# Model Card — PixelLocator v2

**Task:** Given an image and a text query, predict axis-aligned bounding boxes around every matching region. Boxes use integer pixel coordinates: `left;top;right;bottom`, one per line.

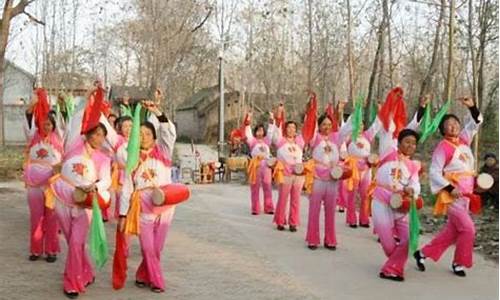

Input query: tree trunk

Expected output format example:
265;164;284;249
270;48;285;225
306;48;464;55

307;0;313;90
386;2;394;86
366;0;388;120
419;0;446;100
346;0;354;103
444;0;455;101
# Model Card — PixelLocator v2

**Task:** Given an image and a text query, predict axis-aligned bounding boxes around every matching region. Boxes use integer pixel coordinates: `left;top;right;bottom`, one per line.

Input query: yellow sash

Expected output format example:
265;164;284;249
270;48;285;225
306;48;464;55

44;173;77;209
344;155;361;191
303;159;315;194
111;162;124;191
273;161;285;184
433;171;476;216
247;156;264;185
124;191;141;235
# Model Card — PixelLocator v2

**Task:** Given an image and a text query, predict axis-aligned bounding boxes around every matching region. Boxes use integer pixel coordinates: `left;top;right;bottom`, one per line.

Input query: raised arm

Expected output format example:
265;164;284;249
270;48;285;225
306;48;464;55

363;117;382;142
64;106;85;152
337;114;354;145
143;100;176;158
99;113;120;150
407;96;429;132
377;119;398;158
24;111;36;142
459;97;483;145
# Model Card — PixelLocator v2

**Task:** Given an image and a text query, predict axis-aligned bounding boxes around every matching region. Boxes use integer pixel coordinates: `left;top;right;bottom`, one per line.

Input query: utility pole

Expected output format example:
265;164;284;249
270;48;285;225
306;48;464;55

218;0;226;161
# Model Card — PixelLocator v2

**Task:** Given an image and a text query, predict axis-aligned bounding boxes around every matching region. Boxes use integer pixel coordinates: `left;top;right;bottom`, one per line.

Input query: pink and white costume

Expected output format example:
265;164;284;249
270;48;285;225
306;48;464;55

420;110;483;269
372;115;421;278
305;118;353;247
50;109;112;293
120;114;177;291
270;124;305;228
342;120;381;226
244;124;274;214
23;115;63;257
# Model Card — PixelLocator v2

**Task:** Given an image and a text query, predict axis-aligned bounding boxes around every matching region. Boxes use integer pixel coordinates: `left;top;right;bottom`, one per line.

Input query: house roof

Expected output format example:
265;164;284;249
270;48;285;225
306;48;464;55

109;85;151;103
177;85;234;111
5;60;35;81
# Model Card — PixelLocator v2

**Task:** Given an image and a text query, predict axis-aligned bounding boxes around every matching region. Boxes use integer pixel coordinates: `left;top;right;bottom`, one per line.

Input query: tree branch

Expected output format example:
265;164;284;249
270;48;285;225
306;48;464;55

191;6;212;33
11;0;36;18
23;10;44;25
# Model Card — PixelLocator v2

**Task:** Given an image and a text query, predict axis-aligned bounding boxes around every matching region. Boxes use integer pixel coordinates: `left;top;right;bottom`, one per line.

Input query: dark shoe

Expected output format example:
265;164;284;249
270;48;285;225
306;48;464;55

307;245;318;250
46;255;57;263
266;211;274;215
452;264;466;277
379;272;404;282
135;280;147;288
85;277;95;287
359;223;370;228
413;250;426;272
324;244;337;251
289;225;297;232
277;225;285;231
349;224;358;228
64;291;79;299
29;254;40;261
251;212;258;215
338;208;345;213
151;286;164;293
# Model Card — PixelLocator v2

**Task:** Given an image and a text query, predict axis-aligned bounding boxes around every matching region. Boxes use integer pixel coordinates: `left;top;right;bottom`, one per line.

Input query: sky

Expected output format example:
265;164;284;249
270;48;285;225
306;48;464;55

5;0;439;78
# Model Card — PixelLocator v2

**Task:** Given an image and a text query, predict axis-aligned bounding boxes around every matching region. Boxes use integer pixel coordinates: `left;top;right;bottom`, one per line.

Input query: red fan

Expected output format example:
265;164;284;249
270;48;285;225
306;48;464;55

302;91;318;144
33;88;50;137
378;87;407;138
325;102;339;132
81;87;106;134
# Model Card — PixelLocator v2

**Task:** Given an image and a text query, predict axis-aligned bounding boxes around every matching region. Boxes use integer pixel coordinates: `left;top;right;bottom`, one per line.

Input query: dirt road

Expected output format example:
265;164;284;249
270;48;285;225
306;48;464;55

0;181;497;300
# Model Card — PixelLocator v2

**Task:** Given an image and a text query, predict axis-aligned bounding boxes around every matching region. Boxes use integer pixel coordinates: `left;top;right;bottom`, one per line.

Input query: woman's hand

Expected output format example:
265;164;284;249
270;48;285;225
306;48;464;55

142;100;162;116
451;188;462;198
403;187;414;197
459;97;475;108
118;217;126;232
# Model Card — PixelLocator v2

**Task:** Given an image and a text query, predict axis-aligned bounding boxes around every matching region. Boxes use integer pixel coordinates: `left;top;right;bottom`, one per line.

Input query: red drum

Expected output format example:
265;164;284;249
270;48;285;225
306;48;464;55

330;166;352;180
152;184;191;206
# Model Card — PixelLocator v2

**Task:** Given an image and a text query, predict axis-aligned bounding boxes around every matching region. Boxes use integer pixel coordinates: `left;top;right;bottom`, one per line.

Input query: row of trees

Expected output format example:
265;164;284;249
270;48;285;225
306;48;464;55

0;0;498;154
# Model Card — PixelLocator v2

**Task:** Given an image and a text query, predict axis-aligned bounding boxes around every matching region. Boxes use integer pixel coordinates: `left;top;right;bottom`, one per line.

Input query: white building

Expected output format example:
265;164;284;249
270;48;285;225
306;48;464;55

3;60;36;144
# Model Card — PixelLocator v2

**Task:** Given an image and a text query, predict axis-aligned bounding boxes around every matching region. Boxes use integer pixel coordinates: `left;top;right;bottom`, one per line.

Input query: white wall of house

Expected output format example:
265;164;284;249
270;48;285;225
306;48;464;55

3;62;35;144
176;109;201;141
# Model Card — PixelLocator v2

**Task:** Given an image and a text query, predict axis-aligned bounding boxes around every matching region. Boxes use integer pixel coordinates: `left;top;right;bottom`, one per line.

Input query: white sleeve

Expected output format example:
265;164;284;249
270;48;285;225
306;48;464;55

119;174;134;216
406;111;421;132
338;115;354;145
364;117;382;142
157;116;177;158
460;113;483;145
245;125;255;145
64;107;84;152
268;122;281;146
99;113;120;149
23;113;36;142
377;120;397;158
95;160;111;203
429;146;451;194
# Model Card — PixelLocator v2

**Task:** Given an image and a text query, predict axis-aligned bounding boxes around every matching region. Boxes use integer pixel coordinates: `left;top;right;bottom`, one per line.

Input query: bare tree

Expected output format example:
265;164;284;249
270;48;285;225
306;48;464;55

0;0;43;145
